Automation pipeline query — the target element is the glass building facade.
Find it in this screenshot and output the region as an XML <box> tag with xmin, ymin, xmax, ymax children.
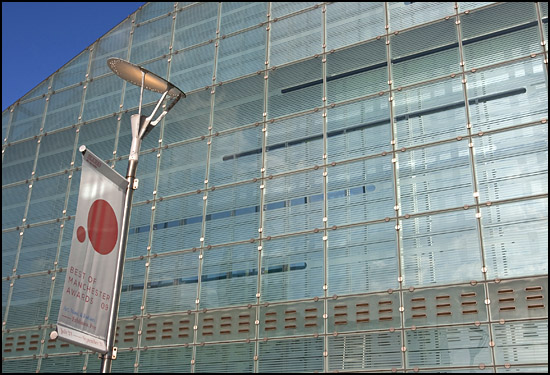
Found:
<box><xmin>2</xmin><ymin>2</ymin><xmax>548</xmax><ymax>372</ymax></box>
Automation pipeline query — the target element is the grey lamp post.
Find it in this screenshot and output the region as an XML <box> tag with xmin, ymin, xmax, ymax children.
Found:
<box><xmin>100</xmin><ymin>58</ymin><xmax>185</xmax><ymax>373</ymax></box>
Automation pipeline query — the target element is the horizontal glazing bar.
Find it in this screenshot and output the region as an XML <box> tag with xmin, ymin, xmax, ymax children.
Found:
<box><xmin>223</xmin><ymin>87</ymin><xmax>527</xmax><ymax>161</ymax></box>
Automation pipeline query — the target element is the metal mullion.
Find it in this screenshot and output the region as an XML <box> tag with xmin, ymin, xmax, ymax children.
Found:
<box><xmin>320</xmin><ymin>3</ymin><xmax>330</xmax><ymax>373</ymax></box>
<box><xmin>384</xmin><ymin>2</ymin><xmax>406</xmax><ymax>371</ymax></box>
<box><xmin>2</xmin><ymin>107</ymin><xmax>14</xmax><ymax>152</ymax></box>
<box><xmin>190</xmin><ymin>4</ymin><xmax>222</xmax><ymax>372</ymax></box>
<box><xmin>454</xmin><ymin>3</ymin><xmax>497</xmax><ymax>371</ymax></box>
<box><xmin>255</xmin><ymin>3</ymin><xmax>272</xmax><ymax>372</ymax></box>
<box><xmin>6</xmin><ymin>79</ymin><xmax>52</xmax><ymax>372</ymax></box>
<box><xmin>534</xmin><ymin>2</ymin><xmax>549</xmax><ymax>82</ymax></box>
<box><xmin>37</xmin><ymin>41</ymin><xmax>93</xmax><ymax>371</ymax></box>
<box><xmin>135</xmin><ymin>6</ymin><xmax>176</xmax><ymax>370</ymax></box>
<box><xmin>26</xmin><ymin>81</ymin><xmax>52</xmax><ymax>374</ymax></box>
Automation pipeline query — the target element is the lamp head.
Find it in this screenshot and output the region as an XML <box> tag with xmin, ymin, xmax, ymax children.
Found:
<box><xmin>107</xmin><ymin>57</ymin><xmax>185</xmax><ymax>98</ymax></box>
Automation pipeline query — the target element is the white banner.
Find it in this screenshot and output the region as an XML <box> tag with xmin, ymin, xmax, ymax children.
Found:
<box><xmin>56</xmin><ymin>147</ymin><xmax>127</xmax><ymax>353</ymax></box>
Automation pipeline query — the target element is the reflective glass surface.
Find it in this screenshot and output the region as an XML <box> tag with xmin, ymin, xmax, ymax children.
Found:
<box><xmin>2</xmin><ymin>2</ymin><xmax>547</xmax><ymax>372</ymax></box>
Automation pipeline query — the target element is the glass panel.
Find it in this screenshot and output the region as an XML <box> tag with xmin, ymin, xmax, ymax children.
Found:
<box><xmin>328</xmin><ymin>156</ymin><xmax>394</xmax><ymax>226</ymax></box>
<box><xmin>481</xmin><ymin>198</ymin><xmax>548</xmax><ymax>279</ymax></box>
<box><xmin>138</xmin><ymin>347</ymin><xmax>192</xmax><ymax>373</ymax></box>
<box><xmin>0</xmin><ymin>359</ymin><xmax>38</xmax><ymax>373</ymax></box>
<box><xmin>266</xmin><ymin>111</ymin><xmax>324</xmax><ymax>175</ymax></box>
<box><xmin>2</xmin><ymin>230</ymin><xmax>19</xmax><ymax>277</ymax></box>
<box><xmin>493</xmin><ymin>321</ymin><xmax>548</xmax><ymax>365</ymax></box>
<box><xmin>173</xmin><ymin>3</ymin><xmax>218</xmax><ymax>50</ymax></box>
<box><xmin>406</xmin><ymin>325</ymin><xmax>492</xmax><ymax>368</ymax></box>
<box><xmin>394</xmin><ymin>76</ymin><xmax>466</xmax><ymax>148</ymax></box>
<box><xmin>475</xmin><ymin>124</ymin><xmax>548</xmax><ymax>202</ymax></box>
<box><xmin>151</xmin><ymin>194</ymin><xmax>204</xmax><ymax>253</ymax></box>
<box><xmin>205</xmin><ymin>182</ymin><xmax>260</xmax><ymax>245</ymax></box>
<box><xmin>264</xmin><ymin>170</ymin><xmax>323</xmax><ymax>236</ymax></box>
<box><xmin>217</xmin><ymin>26</ymin><xmax>266</xmax><ymax>82</ymax></box>
<box><xmin>157</xmin><ymin>140</ymin><xmax>207</xmax><ymax>196</ymax></box>
<box><xmin>467</xmin><ymin>59</ymin><xmax>547</xmax><ymax>133</ymax></box>
<box><xmin>199</xmin><ymin>244</ymin><xmax>257</xmax><ymax>308</ymax></box>
<box><xmin>130</xmin><ymin>15</ymin><xmax>172</xmax><ymax>64</ymax></box>
<box><xmin>6</xmin><ymin>274</ymin><xmax>51</xmax><ymax>328</ymax></box>
<box><xmin>326</xmin><ymin>38</ymin><xmax>387</xmax><ymax>103</ymax></box>
<box><xmin>461</xmin><ymin>2</ymin><xmax>539</xmax><ymax>70</ymax></box>
<box><xmin>118</xmin><ymin>259</ymin><xmax>145</xmax><ymax>318</ymax></box>
<box><xmin>327</xmin><ymin>95</ymin><xmax>391</xmax><ymax>162</ymax></box>
<box><xmin>391</xmin><ymin>19</ymin><xmax>460</xmax><ymax>87</ymax></box>
<box><xmin>195</xmin><ymin>342</ymin><xmax>254</xmax><ymax>373</ymax></box>
<box><xmin>2</xmin><ymin>109</ymin><xmax>10</xmax><ymax>141</ymax></box>
<box><xmin>57</xmin><ymin>219</ymin><xmax>74</xmax><ymax>269</ymax></box>
<box><xmin>328</xmin><ymin>332</ymin><xmax>402</xmax><ymax>371</ymax></box>
<box><xmin>219</xmin><ymin>2</ymin><xmax>267</xmax><ymax>35</ymax></box>
<box><xmin>209</xmin><ymin>126</ymin><xmax>262</xmax><ymax>185</ymax></box>
<box><xmin>81</xmin><ymin>73</ymin><xmax>123</xmax><ymax>122</ymax></box>
<box><xmin>326</xmin><ymin>2</ymin><xmax>385</xmax><ymax>51</ymax></box>
<box><xmin>328</xmin><ymin>222</ymin><xmax>398</xmax><ymax>295</ymax></box>
<box><xmin>135</xmin><ymin>2</ymin><xmax>173</xmax><ymax>23</ymax></box>
<box><xmin>20</xmin><ymin>80</ymin><xmax>49</xmax><ymax>103</ymax></box>
<box><xmin>388</xmin><ymin>2</ymin><xmax>456</xmax><ymax>31</ymax></box>
<box><xmin>258</xmin><ymin>337</ymin><xmax>324</xmax><ymax>373</ymax></box>
<box><xmin>2</xmin><ymin>183</ymin><xmax>28</xmax><ymax>230</ymax></box>
<box><xmin>198</xmin><ymin>307</ymin><xmax>255</xmax><ymax>342</ymax></box>
<box><xmin>170</xmin><ymin>43</ymin><xmax>216</xmax><ymax>93</ymax></box>
<box><xmin>8</xmin><ymin>98</ymin><xmax>45</xmax><ymax>142</ymax></box>
<box><xmin>25</xmin><ymin>174</ymin><xmax>68</xmax><ymax>224</ymax></box>
<box><xmin>34</xmin><ymin>128</ymin><xmax>76</xmax><ymax>177</ymax></box>
<box><xmin>40</xmin><ymin>355</ymin><xmax>85</xmax><ymax>373</ymax></box>
<box><xmin>145</xmin><ymin>252</ymin><xmax>198</xmax><ymax>313</ymax></box>
<box><xmin>402</xmin><ymin>210</ymin><xmax>482</xmax><ymax>287</ymax></box>
<box><xmin>2</xmin><ymin>140</ymin><xmax>36</xmax><ymax>186</ymax></box>
<box><xmin>126</xmin><ymin>203</ymin><xmax>153</xmax><ymax>258</ymax></box>
<box><xmin>260</xmin><ymin>233</ymin><xmax>324</xmax><ymax>302</ymax></box>
<box><xmin>130</xmin><ymin>151</ymin><xmax>158</xmax><ymax>204</ymax></box>
<box><xmin>43</xmin><ymin>86</ymin><xmax>82</xmax><ymax>131</ymax></box>
<box><xmin>271</xmin><ymin>2</ymin><xmax>319</xmax><ymax>18</ymax></box>
<box><xmin>267</xmin><ymin>58</ymin><xmax>322</xmax><ymax>119</ymax></box>
<box><xmin>75</xmin><ymin>117</ymin><xmax>118</xmax><ymax>167</ymax></box>
<box><xmin>89</xmin><ymin>19</ymin><xmax>131</xmax><ymax>78</ymax></box>
<box><xmin>457</xmin><ymin>3</ymin><xmax>496</xmax><ymax>12</ymax></box>
<box><xmin>163</xmin><ymin>89</ymin><xmax>211</xmax><ymax>145</ymax></box>
<box><xmin>52</xmin><ymin>51</ymin><xmax>89</xmax><ymax>90</ymax></box>
<box><xmin>214</xmin><ymin>74</ymin><xmax>264</xmax><ymax>132</ymax></box>
<box><xmin>398</xmin><ymin>140</ymin><xmax>475</xmax><ymax>215</ymax></box>
<box><xmin>270</xmin><ymin>8</ymin><xmax>322</xmax><ymax>67</ymax></box>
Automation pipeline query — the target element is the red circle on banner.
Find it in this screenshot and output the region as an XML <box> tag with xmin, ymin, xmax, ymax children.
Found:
<box><xmin>77</xmin><ymin>226</ymin><xmax>86</xmax><ymax>243</ymax></box>
<box><xmin>87</xmin><ymin>199</ymin><xmax>118</xmax><ymax>255</ymax></box>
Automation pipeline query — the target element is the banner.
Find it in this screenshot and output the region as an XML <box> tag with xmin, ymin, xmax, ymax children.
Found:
<box><xmin>56</xmin><ymin>146</ymin><xmax>127</xmax><ymax>353</ymax></box>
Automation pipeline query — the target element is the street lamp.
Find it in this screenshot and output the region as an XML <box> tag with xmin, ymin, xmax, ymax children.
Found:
<box><xmin>100</xmin><ymin>58</ymin><xmax>185</xmax><ymax>373</ymax></box>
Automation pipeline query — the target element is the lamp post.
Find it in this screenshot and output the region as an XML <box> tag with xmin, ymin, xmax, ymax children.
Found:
<box><xmin>100</xmin><ymin>58</ymin><xmax>185</xmax><ymax>373</ymax></box>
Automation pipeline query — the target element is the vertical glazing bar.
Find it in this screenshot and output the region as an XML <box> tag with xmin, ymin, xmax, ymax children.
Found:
<box><xmin>3</xmin><ymin>103</ymin><xmax>14</xmax><ymax>147</ymax></box>
<box><xmin>454</xmin><ymin>2</ymin><xmax>496</xmax><ymax>371</ymax></box>
<box><xmin>61</xmin><ymin>40</ymin><xmax>97</xmax><ymax>371</ymax></box>
<box><xmin>256</xmin><ymin>3</ymin><xmax>272</xmax><ymax>372</ymax></box>
<box><xmin>320</xmin><ymin>3</ymin><xmax>329</xmax><ymax>373</ymax></box>
<box><xmin>9</xmin><ymin>85</ymin><xmax>52</xmax><ymax>372</ymax></box>
<box><xmin>383</xmin><ymin>2</ymin><xmax>406</xmax><ymax>371</ymax></box>
<box><xmin>535</xmin><ymin>2</ymin><xmax>549</xmax><ymax>82</ymax></box>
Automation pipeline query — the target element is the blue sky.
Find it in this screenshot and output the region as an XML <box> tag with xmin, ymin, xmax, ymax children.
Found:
<box><xmin>2</xmin><ymin>2</ymin><xmax>145</xmax><ymax>111</ymax></box>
